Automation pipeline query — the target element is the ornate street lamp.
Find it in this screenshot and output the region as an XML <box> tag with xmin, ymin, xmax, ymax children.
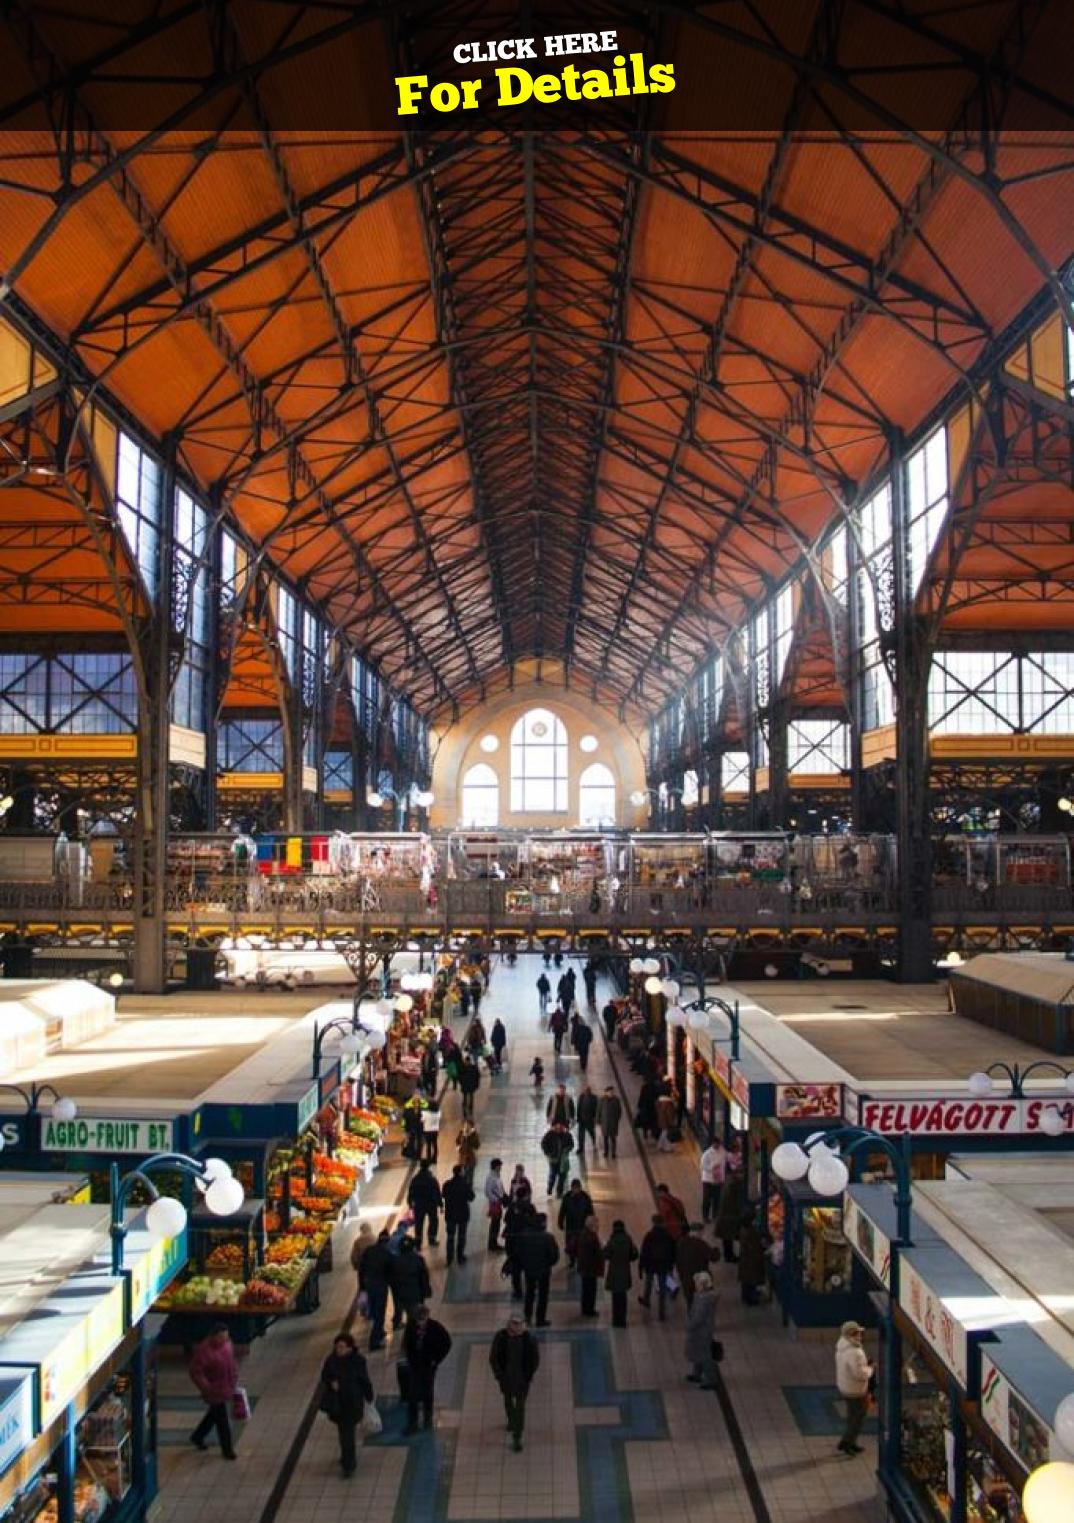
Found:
<box><xmin>110</xmin><ymin>1153</ymin><xmax>244</xmax><ymax>1274</ymax></box>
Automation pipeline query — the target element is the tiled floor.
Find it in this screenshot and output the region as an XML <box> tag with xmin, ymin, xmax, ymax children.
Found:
<box><xmin>152</xmin><ymin>958</ymin><xmax>887</xmax><ymax>1523</ymax></box>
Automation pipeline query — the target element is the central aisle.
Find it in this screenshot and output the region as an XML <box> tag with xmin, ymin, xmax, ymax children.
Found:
<box><xmin>154</xmin><ymin>956</ymin><xmax>886</xmax><ymax>1523</ymax></box>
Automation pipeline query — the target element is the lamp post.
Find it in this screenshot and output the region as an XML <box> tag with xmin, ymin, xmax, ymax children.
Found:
<box><xmin>366</xmin><ymin>783</ymin><xmax>434</xmax><ymax>829</ymax></box>
<box><xmin>656</xmin><ymin>948</ymin><xmax>742</xmax><ymax>1060</ymax></box>
<box><xmin>310</xmin><ymin>1009</ymin><xmax>387</xmax><ymax>1080</ymax></box>
<box><xmin>967</xmin><ymin>1061</ymin><xmax>1074</xmax><ymax>1137</ymax></box>
<box><xmin>109</xmin><ymin>1152</ymin><xmax>244</xmax><ymax>1275</ymax></box>
<box><xmin>0</xmin><ymin>1082</ymin><xmax>78</xmax><ymax>1148</ymax></box>
<box><xmin>772</xmin><ymin>1124</ymin><xmax>913</xmax><ymax>1475</ymax></box>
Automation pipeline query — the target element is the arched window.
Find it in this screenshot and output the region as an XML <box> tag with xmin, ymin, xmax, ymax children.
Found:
<box><xmin>510</xmin><ymin>707</ymin><xmax>567</xmax><ymax>812</ymax></box>
<box><xmin>461</xmin><ymin>762</ymin><xmax>499</xmax><ymax>826</ymax></box>
<box><xmin>578</xmin><ymin>762</ymin><xmax>616</xmax><ymax>827</ymax></box>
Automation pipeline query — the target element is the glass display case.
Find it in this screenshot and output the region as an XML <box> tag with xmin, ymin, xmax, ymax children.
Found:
<box><xmin>776</xmin><ymin>1179</ymin><xmax>866</xmax><ymax>1328</ymax></box>
<box><xmin>75</xmin><ymin>1375</ymin><xmax>133</xmax><ymax>1520</ymax></box>
<box><xmin>0</xmin><ymin>1477</ymin><xmax>54</xmax><ymax>1523</ymax></box>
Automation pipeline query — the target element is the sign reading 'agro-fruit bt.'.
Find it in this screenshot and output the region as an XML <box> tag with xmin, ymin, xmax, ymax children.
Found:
<box><xmin>42</xmin><ymin>1116</ymin><xmax>175</xmax><ymax>1154</ymax></box>
<box><xmin>857</xmin><ymin>1096</ymin><xmax>1073</xmax><ymax>1137</ymax></box>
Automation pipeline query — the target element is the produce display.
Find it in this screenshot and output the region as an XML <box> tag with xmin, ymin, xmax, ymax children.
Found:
<box><xmin>169</xmin><ymin>1275</ymin><xmax>245</xmax><ymax>1307</ymax></box>
<box><xmin>243</xmin><ymin>1279</ymin><xmax>290</xmax><ymax>1309</ymax></box>
<box><xmin>266</xmin><ymin>1234</ymin><xmax>310</xmax><ymax>1264</ymax></box>
<box><xmin>260</xmin><ymin>1262</ymin><xmax>306</xmax><ymax>1290</ymax></box>
<box><xmin>205</xmin><ymin>1243</ymin><xmax>245</xmax><ymax>1272</ymax></box>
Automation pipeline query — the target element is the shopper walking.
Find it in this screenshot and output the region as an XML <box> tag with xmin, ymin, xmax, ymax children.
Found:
<box><xmin>536</xmin><ymin>971</ymin><xmax>551</xmax><ymax>1014</ymax></box>
<box><xmin>835</xmin><ymin>1321</ymin><xmax>873</xmax><ymax>1455</ymax></box>
<box><xmin>320</xmin><ymin>1333</ymin><xmax>374</xmax><ymax>1477</ymax></box>
<box><xmin>597</xmin><ymin>1086</ymin><xmax>622</xmax><ymax>1159</ymax></box>
<box><xmin>677</xmin><ymin>1223</ymin><xmax>720</xmax><ymax>1311</ymax></box>
<box><xmin>549</xmin><ymin>1005</ymin><xmax>568</xmax><ymax>1055</ymax></box>
<box><xmin>601</xmin><ymin>1000</ymin><xmax>618</xmax><ymax>1043</ymax></box>
<box><xmin>655</xmin><ymin>1182</ymin><xmax>689</xmax><ymax>1240</ymax></box>
<box><xmin>634</xmin><ymin>1075</ymin><xmax>658</xmax><ymax>1141</ymax></box>
<box><xmin>714</xmin><ymin>1161</ymin><xmax>745</xmax><ymax>1263</ymax></box>
<box><xmin>541</xmin><ymin>1120</ymin><xmax>574</xmax><ymax>1199</ymax></box>
<box><xmin>638</xmin><ymin>1214</ymin><xmax>677</xmax><ymax>1320</ymax></box>
<box><xmin>442</xmin><ymin>1164</ymin><xmax>474</xmax><ymax>1266</ymax></box>
<box><xmin>557</xmin><ymin>1178</ymin><xmax>594</xmax><ymax>1269</ymax></box>
<box><xmin>485</xmin><ymin>1157</ymin><xmax>507</xmax><ymax>1250</ymax></box>
<box><xmin>576</xmin><ymin>1215</ymin><xmax>604</xmax><ymax>1317</ymax></box>
<box><xmin>515</xmin><ymin>1210</ymin><xmax>559</xmax><ymax>1327</ymax></box>
<box><xmin>421</xmin><ymin>1101</ymin><xmax>442</xmax><ymax>1164</ymax></box>
<box><xmin>490</xmin><ymin>1313</ymin><xmax>541</xmax><ymax>1453</ymax></box>
<box><xmin>738</xmin><ymin>1207</ymin><xmax>767</xmax><ymax>1305</ymax></box>
<box><xmin>401</xmin><ymin>1305</ymin><xmax>452</xmax><ymax>1435</ymax></box>
<box><xmin>684</xmin><ymin>1272</ymin><xmax>720</xmax><ymax>1389</ymax></box>
<box><xmin>455</xmin><ymin>1118</ymin><xmax>480</xmax><ymax>1188</ymax></box>
<box><xmin>390</xmin><ymin>1237</ymin><xmax>432</xmax><ymax>1328</ymax></box>
<box><xmin>655</xmin><ymin>1088</ymin><xmax>678</xmax><ymax>1152</ymax></box>
<box><xmin>188</xmin><ymin>1324</ymin><xmax>239</xmax><ymax>1459</ymax></box>
<box><xmin>603</xmin><ymin>1219</ymin><xmax>638</xmax><ymax>1328</ymax></box>
<box><xmin>459</xmin><ymin>1057</ymin><xmax>480</xmax><ymax>1119</ymax></box>
<box><xmin>572</xmin><ymin>1017</ymin><xmax>593</xmax><ymax>1073</ymax></box>
<box><xmin>503</xmin><ymin>1189</ymin><xmax>537</xmax><ymax>1300</ymax></box>
<box><xmin>490</xmin><ymin>1018</ymin><xmax>507</xmax><ymax>1071</ymax></box>
<box><xmin>700</xmin><ymin>1137</ymin><xmax>728</xmax><ymax>1223</ymax></box>
<box><xmin>545</xmin><ymin>1083</ymin><xmax>576</xmax><ymax>1128</ymax></box>
<box><xmin>407</xmin><ymin>1159</ymin><xmax>443</xmax><ymax>1249</ymax></box>
<box><xmin>583</xmin><ymin>960</ymin><xmax>598</xmax><ymax>1007</ymax></box>
<box><xmin>357</xmin><ymin>1227</ymin><xmax>393</xmax><ymax>1352</ymax></box>
<box><xmin>508</xmin><ymin>1163</ymin><xmax>532</xmax><ymax>1201</ymax></box>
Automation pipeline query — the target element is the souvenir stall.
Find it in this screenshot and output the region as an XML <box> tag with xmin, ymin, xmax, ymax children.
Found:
<box><xmin>626</xmin><ymin>834</ymin><xmax>709</xmax><ymax>911</ymax></box>
<box><xmin>707</xmin><ymin>833</ymin><xmax>789</xmax><ymax>891</ymax></box>
<box><xmin>0</xmin><ymin>1201</ymin><xmax>186</xmax><ymax>1523</ymax></box>
<box><xmin>843</xmin><ymin>1184</ymin><xmax>1070</xmax><ymax>1523</ymax></box>
<box><xmin>524</xmin><ymin>832</ymin><xmax>615</xmax><ymax>912</ymax></box>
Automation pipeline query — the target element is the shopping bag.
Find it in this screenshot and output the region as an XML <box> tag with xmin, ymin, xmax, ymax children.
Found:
<box><xmin>664</xmin><ymin>1270</ymin><xmax>681</xmax><ymax>1298</ymax></box>
<box><xmin>356</xmin><ymin>1290</ymin><xmax>371</xmax><ymax>1319</ymax></box>
<box><xmin>232</xmin><ymin>1386</ymin><xmax>252</xmax><ymax>1421</ymax></box>
<box><xmin>360</xmin><ymin>1401</ymin><xmax>383</xmax><ymax>1438</ymax></box>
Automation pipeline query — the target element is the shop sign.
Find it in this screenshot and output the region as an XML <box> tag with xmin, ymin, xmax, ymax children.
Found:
<box><xmin>843</xmin><ymin>1194</ymin><xmax>891</xmax><ymax>1288</ymax></box>
<box><xmin>858</xmin><ymin>1095</ymin><xmax>1074</xmax><ymax>1137</ymax></box>
<box><xmin>0</xmin><ymin>1375</ymin><xmax>32</xmax><ymax>1478</ymax></box>
<box><xmin>129</xmin><ymin>1228</ymin><xmax>188</xmax><ymax>1321</ymax></box>
<box><xmin>776</xmin><ymin>1083</ymin><xmax>843</xmax><ymax>1122</ymax></box>
<box><xmin>296</xmin><ymin>1085</ymin><xmax>319</xmax><ymax>1135</ymax></box>
<box><xmin>40</xmin><ymin>1281</ymin><xmax>125</xmax><ymax>1427</ymax></box>
<box><xmin>41</xmin><ymin>1116</ymin><xmax>174</xmax><ymax>1155</ymax></box>
<box><xmin>710</xmin><ymin>1048</ymin><xmax>731</xmax><ymax>1091</ymax></box>
<box><xmin>0</xmin><ymin>1118</ymin><xmax>29</xmax><ymax>1152</ymax></box>
<box><xmin>899</xmin><ymin>1259</ymin><xmax>968</xmax><ymax>1387</ymax></box>
<box><xmin>980</xmin><ymin>1353</ymin><xmax>1053</xmax><ymax>1473</ymax></box>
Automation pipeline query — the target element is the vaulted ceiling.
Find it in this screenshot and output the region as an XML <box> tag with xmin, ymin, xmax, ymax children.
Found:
<box><xmin>0</xmin><ymin>0</ymin><xmax>1071</xmax><ymax>719</ymax></box>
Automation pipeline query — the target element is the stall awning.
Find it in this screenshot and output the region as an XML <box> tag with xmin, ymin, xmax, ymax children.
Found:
<box><xmin>951</xmin><ymin>953</ymin><xmax>1074</xmax><ymax>1006</ymax></box>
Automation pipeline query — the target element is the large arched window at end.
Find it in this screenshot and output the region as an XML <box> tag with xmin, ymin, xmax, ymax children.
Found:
<box><xmin>578</xmin><ymin>762</ymin><xmax>616</xmax><ymax>827</ymax></box>
<box><xmin>510</xmin><ymin>708</ymin><xmax>568</xmax><ymax>812</ymax></box>
<box><xmin>461</xmin><ymin>763</ymin><xmax>499</xmax><ymax>826</ymax></box>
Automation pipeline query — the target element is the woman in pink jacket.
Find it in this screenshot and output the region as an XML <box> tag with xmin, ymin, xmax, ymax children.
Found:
<box><xmin>188</xmin><ymin>1323</ymin><xmax>240</xmax><ymax>1459</ymax></box>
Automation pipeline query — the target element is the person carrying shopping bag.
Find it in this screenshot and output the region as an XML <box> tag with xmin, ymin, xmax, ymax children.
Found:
<box><xmin>320</xmin><ymin>1333</ymin><xmax>375</xmax><ymax>1477</ymax></box>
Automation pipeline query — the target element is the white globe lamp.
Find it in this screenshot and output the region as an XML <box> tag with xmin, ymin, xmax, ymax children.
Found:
<box><xmin>205</xmin><ymin>1175</ymin><xmax>245</xmax><ymax>1216</ymax></box>
<box><xmin>146</xmin><ymin>1196</ymin><xmax>188</xmax><ymax>1241</ymax></box>
<box><xmin>644</xmin><ymin>976</ymin><xmax>663</xmax><ymax>995</ymax></box>
<box><xmin>771</xmin><ymin>1141</ymin><xmax>810</xmax><ymax>1181</ymax></box>
<box><xmin>340</xmin><ymin>1031</ymin><xmax>362</xmax><ymax>1057</ymax></box>
<box><xmin>808</xmin><ymin>1152</ymin><xmax>850</xmax><ymax>1197</ymax></box>
<box><xmin>1023</xmin><ymin>1461</ymin><xmax>1074</xmax><ymax>1523</ymax></box>
<box><xmin>1066</xmin><ymin>1072</ymin><xmax>1074</xmax><ymax>1096</ymax></box>
<box><xmin>687</xmin><ymin>1009</ymin><xmax>708</xmax><ymax>1033</ymax></box>
<box><xmin>51</xmin><ymin>1097</ymin><xmax>77</xmax><ymax>1122</ymax></box>
<box><xmin>968</xmin><ymin>1071</ymin><xmax>994</xmax><ymax>1098</ymax></box>
<box><xmin>366</xmin><ymin>1027</ymin><xmax>388</xmax><ymax>1051</ymax></box>
<box><xmin>1040</xmin><ymin>1106</ymin><xmax>1066</xmax><ymax>1138</ymax></box>
<box><xmin>1054</xmin><ymin>1393</ymin><xmax>1074</xmax><ymax>1456</ymax></box>
<box><xmin>667</xmin><ymin>1006</ymin><xmax>686</xmax><ymax>1029</ymax></box>
<box><xmin>201</xmin><ymin>1157</ymin><xmax>232</xmax><ymax>1183</ymax></box>
<box><xmin>629</xmin><ymin>957</ymin><xmax>644</xmax><ymax>975</ymax></box>
<box><xmin>394</xmin><ymin>993</ymin><xmax>415</xmax><ymax>1014</ymax></box>
<box><xmin>643</xmin><ymin>957</ymin><xmax>661</xmax><ymax>976</ymax></box>
<box><xmin>662</xmin><ymin>979</ymin><xmax>680</xmax><ymax>1001</ymax></box>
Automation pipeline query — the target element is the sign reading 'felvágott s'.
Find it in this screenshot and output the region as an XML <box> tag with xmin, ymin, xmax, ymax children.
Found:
<box><xmin>858</xmin><ymin>1096</ymin><xmax>1074</xmax><ymax>1138</ymax></box>
<box><xmin>42</xmin><ymin>1116</ymin><xmax>174</xmax><ymax>1154</ymax></box>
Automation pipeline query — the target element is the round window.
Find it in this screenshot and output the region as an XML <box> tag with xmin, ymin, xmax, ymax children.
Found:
<box><xmin>479</xmin><ymin>734</ymin><xmax>499</xmax><ymax>753</ymax></box>
<box><xmin>579</xmin><ymin>734</ymin><xmax>599</xmax><ymax>753</ymax></box>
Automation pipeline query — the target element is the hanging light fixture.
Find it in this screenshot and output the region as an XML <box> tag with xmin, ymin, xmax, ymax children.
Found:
<box><xmin>643</xmin><ymin>975</ymin><xmax>663</xmax><ymax>995</ymax></box>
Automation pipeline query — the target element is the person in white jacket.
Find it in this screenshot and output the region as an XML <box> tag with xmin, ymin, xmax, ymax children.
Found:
<box><xmin>835</xmin><ymin>1321</ymin><xmax>873</xmax><ymax>1455</ymax></box>
<box><xmin>484</xmin><ymin>1157</ymin><xmax>507</xmax><ymax>1252</ymax></box>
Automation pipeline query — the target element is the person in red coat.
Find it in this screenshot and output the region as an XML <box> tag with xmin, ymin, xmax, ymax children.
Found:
<box><xmin>655</xmin><ymin>1182</ymin><xmax>688</xmax><ymax>1240</ymax></box>
<box><xmin>188</xmin><ymin>1324</ymin><xmax>240</xmax><ymax>1458</ymax></box>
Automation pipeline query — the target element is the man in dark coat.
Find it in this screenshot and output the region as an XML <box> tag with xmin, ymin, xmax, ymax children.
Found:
<box><xmin>638</xmin><ymin>1214</ymin><xmax>677</xmax><ymax>1320</ymax></box>
<box><xmin>676</xmin><ymin>1222</ymin><xmax>720</xmax><ymax>1310</ymax></box>
<box><xmin>576</xmin><ymin>1215</ymin><xmax>604</xmax><ymax>1317</ymax></box>
<box><xmin>514</xmin><ymin>1211</ymin><xmax>560</xmax><ymax>1327</ymax></box>
<box><xmin>503</xmin><ymin>1190</ymin><xmax>537</xmax><ymax>1299</ymax></box>
<box><xmin>714</xmin><ymin>1164</ymin><xmax>746</xmax><ymax>1264</ymax></box>
<box><xmin>572</xmin><ymin>1018</ymin><xmax>593</xmax><ymax>1073</ymax></box>
<box><xmin>602</xmin><ymin>1220</ymin><xmax>639</xmax><ymax>1327</ymax></box>
<box><xmin>489</xmin><ymin>1314</ymin><xmax>541</xmax><ymax>1452</ymax></box>
<box><xmin>549</xmin><ymin>1005</ymin><xmax>568</xmax><ymax>1054</ymax></box>
<box><xmin>556</xmin><ymin>972</ymin><xmax>573</xmax><ymax>1013</ymax></box>
<box><xmin>459</xmin><ymin>1057</ymin><xmax>481</xmax><ymax>1119</ymax></box>
<box><xmin>490</xmin><ymin>1018</ymin><xmax>507</xmax><ymax>1071</ymax></box>
<box><xmin>389</xmin><ymin>1237</ymin><xmax>431</xmax><ymax>1329</ymax></box>
<box><xmin>401</xmin><ymin>1305</ymin><xmax>452</xmax><ymax>1434</ymax></box>
<box><xmin>536</xmin><ymin>971</ymin><xmax>551</xmax><ymax>1013</ymax></box>
<box><xmin>557</xmin><ymin>1178</ymin><xmax>594</xmax><ymax>1268</ymax></box>
<box><xmin>358</xmin><ymin>1228</ymin><xmax>393</xmax><ymax>1351</ymax></box>
<box><xmin>320</xmin><ymin>1333</ymin><xmax>374</xmax><ymax>1476</ymax></box>
<box><xmin>407</xmin><ymin>1159</ymin><xmax>443</xmax><ymax>1249</ymax></box>
<box><xmin>597</xmin><ymin>1087</ymin><xmax>622</xmax><ymax>1159</ymax></box>
<box><xmin>583</xmin><ymin>960</ymin><xmax>598</xmax><ymax>1007</ymax></box>
<box><xmin>545</xmin><ymin>1084</ymin><xmax>576</xmax><ymax>1128</ymax></box>
<box><xmin>541</xmin><ymin>1121</ymin><xmax>574</xmax><ymax>1199</ymax></box>
<box><xmin>576</xmin><ymin>1084</ymin><xmax>598</xmax><ymax>1159</ymax></box>
<box><xmin>602</xmin><ymin>1000</ymin><xmax>618</xmax><ymax>1043</ymax></box>
<box><xmin>442</xmin><ymin>1164</ymin><xmax>475</xmax><ymax>1266</ymax></box>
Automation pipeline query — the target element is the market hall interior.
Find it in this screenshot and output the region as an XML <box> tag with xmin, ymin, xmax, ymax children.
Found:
<box><xmin>1</xmin><ymin>6</ymin><xmax>1074</xmax><ymax>1523</ymax></box>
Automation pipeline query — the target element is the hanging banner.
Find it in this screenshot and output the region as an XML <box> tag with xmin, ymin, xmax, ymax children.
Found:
<box><xmin>980</xmin><ymin>1353</ymin><xmax>1054</xmax><ymax>1475</ymax></box>
<box><xmin>899</xmin><ymin>1259</ymin><xmax>969</xmax><ymax>1388</ymax></box>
